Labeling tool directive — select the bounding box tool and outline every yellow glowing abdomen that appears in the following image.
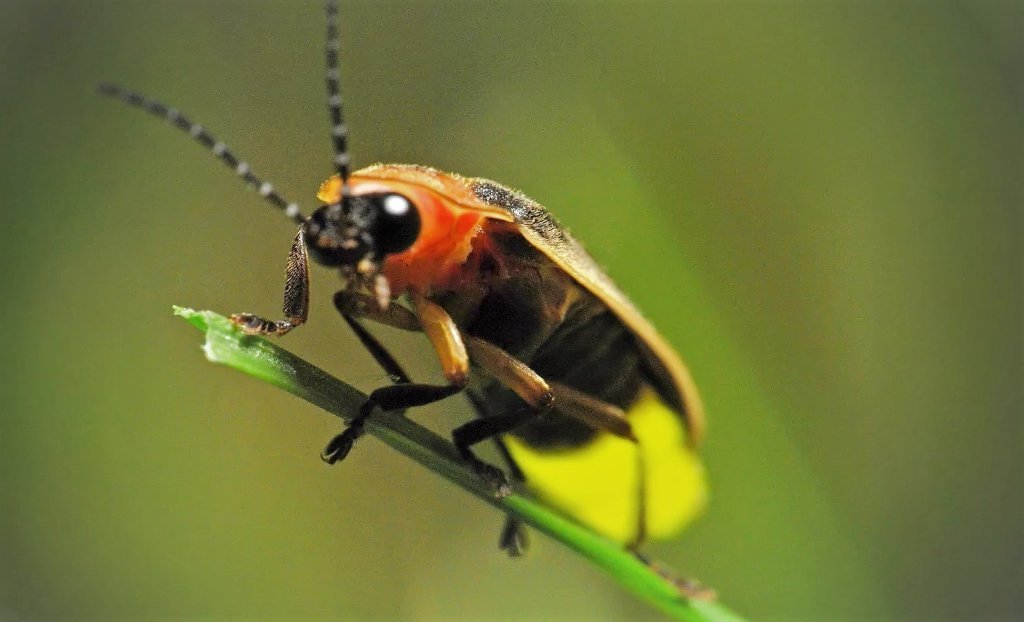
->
[504,388,707,544]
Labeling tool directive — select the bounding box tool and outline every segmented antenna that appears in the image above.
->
[324,1,351,196]
[96,83,308,226]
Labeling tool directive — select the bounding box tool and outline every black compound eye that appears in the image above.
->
[371,193,420,256]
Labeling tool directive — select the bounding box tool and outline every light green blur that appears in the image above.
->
[0,1,1019,621]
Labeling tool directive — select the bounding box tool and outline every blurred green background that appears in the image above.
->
[1,1,1019,620]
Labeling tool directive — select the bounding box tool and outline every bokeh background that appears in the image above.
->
[1,1,1019,620]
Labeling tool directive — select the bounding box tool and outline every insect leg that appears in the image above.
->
[548,382,648,546]
[464,336,553,409]
[467,391,529,556]
[321,382,463,464]
[321,292,470,465]
[321,291,413,462]
[333,292,413,384]
[334,291,421,332]
[464,353,650,546]
[410,292,470,386]
[231,229,309,336]
[547,382,637,442]
[450,410,536,498]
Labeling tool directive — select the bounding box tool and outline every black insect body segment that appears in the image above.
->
[100,0,707,548]
[304,193,421,268]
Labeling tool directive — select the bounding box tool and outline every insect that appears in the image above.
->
[100,2,707,552]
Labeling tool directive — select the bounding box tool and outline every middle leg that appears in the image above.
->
[322,291,470,464]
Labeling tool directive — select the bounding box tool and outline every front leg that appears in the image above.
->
[231,228,309,336]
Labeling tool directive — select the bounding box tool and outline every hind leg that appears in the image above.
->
[467,391,530,556]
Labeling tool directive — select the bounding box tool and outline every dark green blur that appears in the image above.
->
[1,1,1019,620]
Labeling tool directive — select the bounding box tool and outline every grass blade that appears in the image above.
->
[174,306,747,622]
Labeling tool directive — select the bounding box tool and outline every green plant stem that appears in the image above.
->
[174,306,746,622]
